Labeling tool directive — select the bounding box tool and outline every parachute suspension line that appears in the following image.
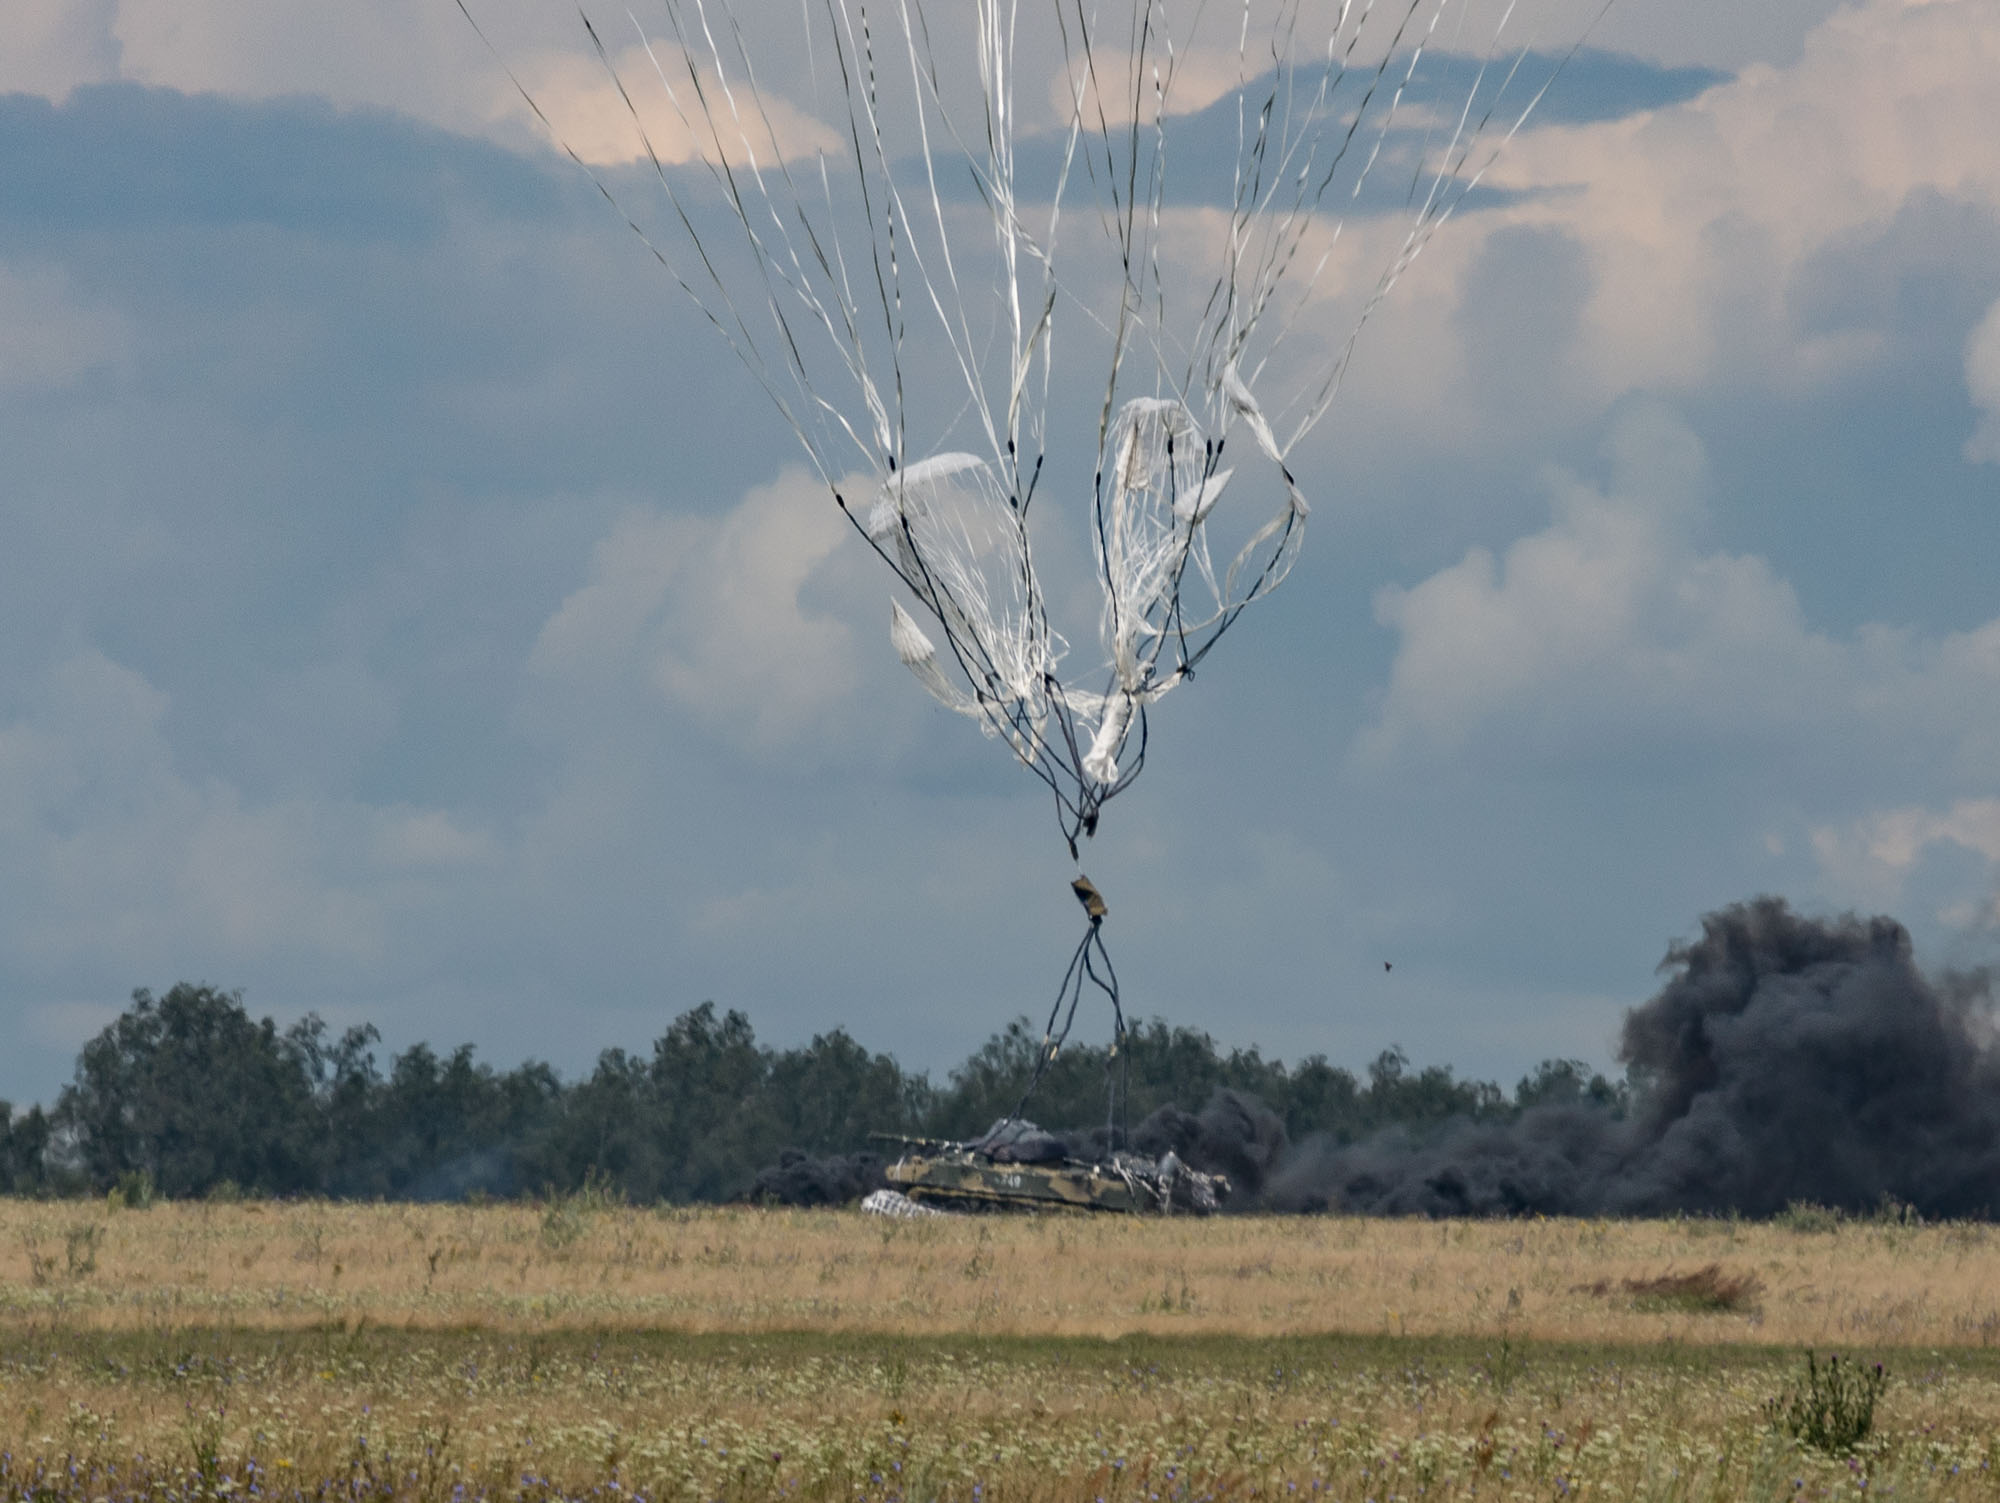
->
[1010,875,1125,1144]
[889,0,1010,465]
[613,9,844,470]
[687,2,893,457]
[862,3,911,478]
[1180,0,1440,433]
[450,0,838,486]
[1085,915,1128,1148]
[810,0,897,456]
[898,1,1079,482]
[1401,0,1480,214]
[1284,0,1616,447]
[1227,0,1433,370]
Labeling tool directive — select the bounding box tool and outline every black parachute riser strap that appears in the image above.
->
[1008,875,1125,1140]
[1079,921,1127,1145]
[1010,919,1095,1123]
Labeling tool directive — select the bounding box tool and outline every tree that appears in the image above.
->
[1274,1055,1365,1143]
[21,982,1625,1206]
[288,1014,386,1192]
[768,1027,932,1150]
[644,1002,780,1201]
[1514,1057,1626,1113]
[56,985,321,1196]
[1357,1046,1505,1136]
[0,1101,53,1193]
[339,1041,561,1199]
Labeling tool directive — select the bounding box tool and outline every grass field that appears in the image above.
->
[3,1200,1998,1500]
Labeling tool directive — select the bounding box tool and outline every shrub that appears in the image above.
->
[1622,1264,1763,1314]
[109,1168,156,1210]
[1776,1201,1843,1233]
[1764,1351,1887,1455]
[1574,1263,1763,1315]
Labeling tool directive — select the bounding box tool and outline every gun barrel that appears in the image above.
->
[867,1132,957,1152]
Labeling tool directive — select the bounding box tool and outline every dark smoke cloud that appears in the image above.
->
[1131,1089,1290,1199]
[749,1148,888,1207]
[1260,898,2000,1217]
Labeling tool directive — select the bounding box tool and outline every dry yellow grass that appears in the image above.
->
[10,1323,2000,1503]
[2,1198,1996,1348]
[7,1201,2000,1498]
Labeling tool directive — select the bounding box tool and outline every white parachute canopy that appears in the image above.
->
[461,0,1602,849]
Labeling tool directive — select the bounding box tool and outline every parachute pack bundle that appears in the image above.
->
[460,0,1603,1140]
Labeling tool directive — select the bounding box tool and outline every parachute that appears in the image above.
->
[458,0,1605,1131]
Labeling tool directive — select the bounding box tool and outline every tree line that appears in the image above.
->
[0,983,1623,1201]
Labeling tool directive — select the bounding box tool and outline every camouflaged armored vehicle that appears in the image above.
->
[875,1118,1229,1215]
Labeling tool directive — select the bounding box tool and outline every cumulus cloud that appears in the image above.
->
[1808,798,2000,913]
[527,469,861,756]
[7,0,841,167]
[1017,0,2000,497]
[850,0,2000,497]
[0,0,121,98]
[0,650,497,978]
[0,0,484,153]
[1361,402,2000,775]
[1484,0,2000,404]
[1361,404,1821,759]
[511,44,839,167]
[1588,0,1848,71]
[1047,43,1249,128]
[1218,0,2000,485]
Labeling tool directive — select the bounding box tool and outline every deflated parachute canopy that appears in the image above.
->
[867,386,1297,807]
[868,453,1058,761]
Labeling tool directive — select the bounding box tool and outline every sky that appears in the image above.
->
[2,0,1998,1109]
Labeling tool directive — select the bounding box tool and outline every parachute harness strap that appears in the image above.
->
[1010,875,1128,1146]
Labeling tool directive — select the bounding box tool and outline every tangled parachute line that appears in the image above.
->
[460,0,1601,1127]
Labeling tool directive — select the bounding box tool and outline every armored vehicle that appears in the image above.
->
[874,1120,1229,1215]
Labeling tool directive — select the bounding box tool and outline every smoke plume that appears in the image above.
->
[749,1149,888,1207]
[1246,897,2000,1216]
[1131,1089,1290,1198]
